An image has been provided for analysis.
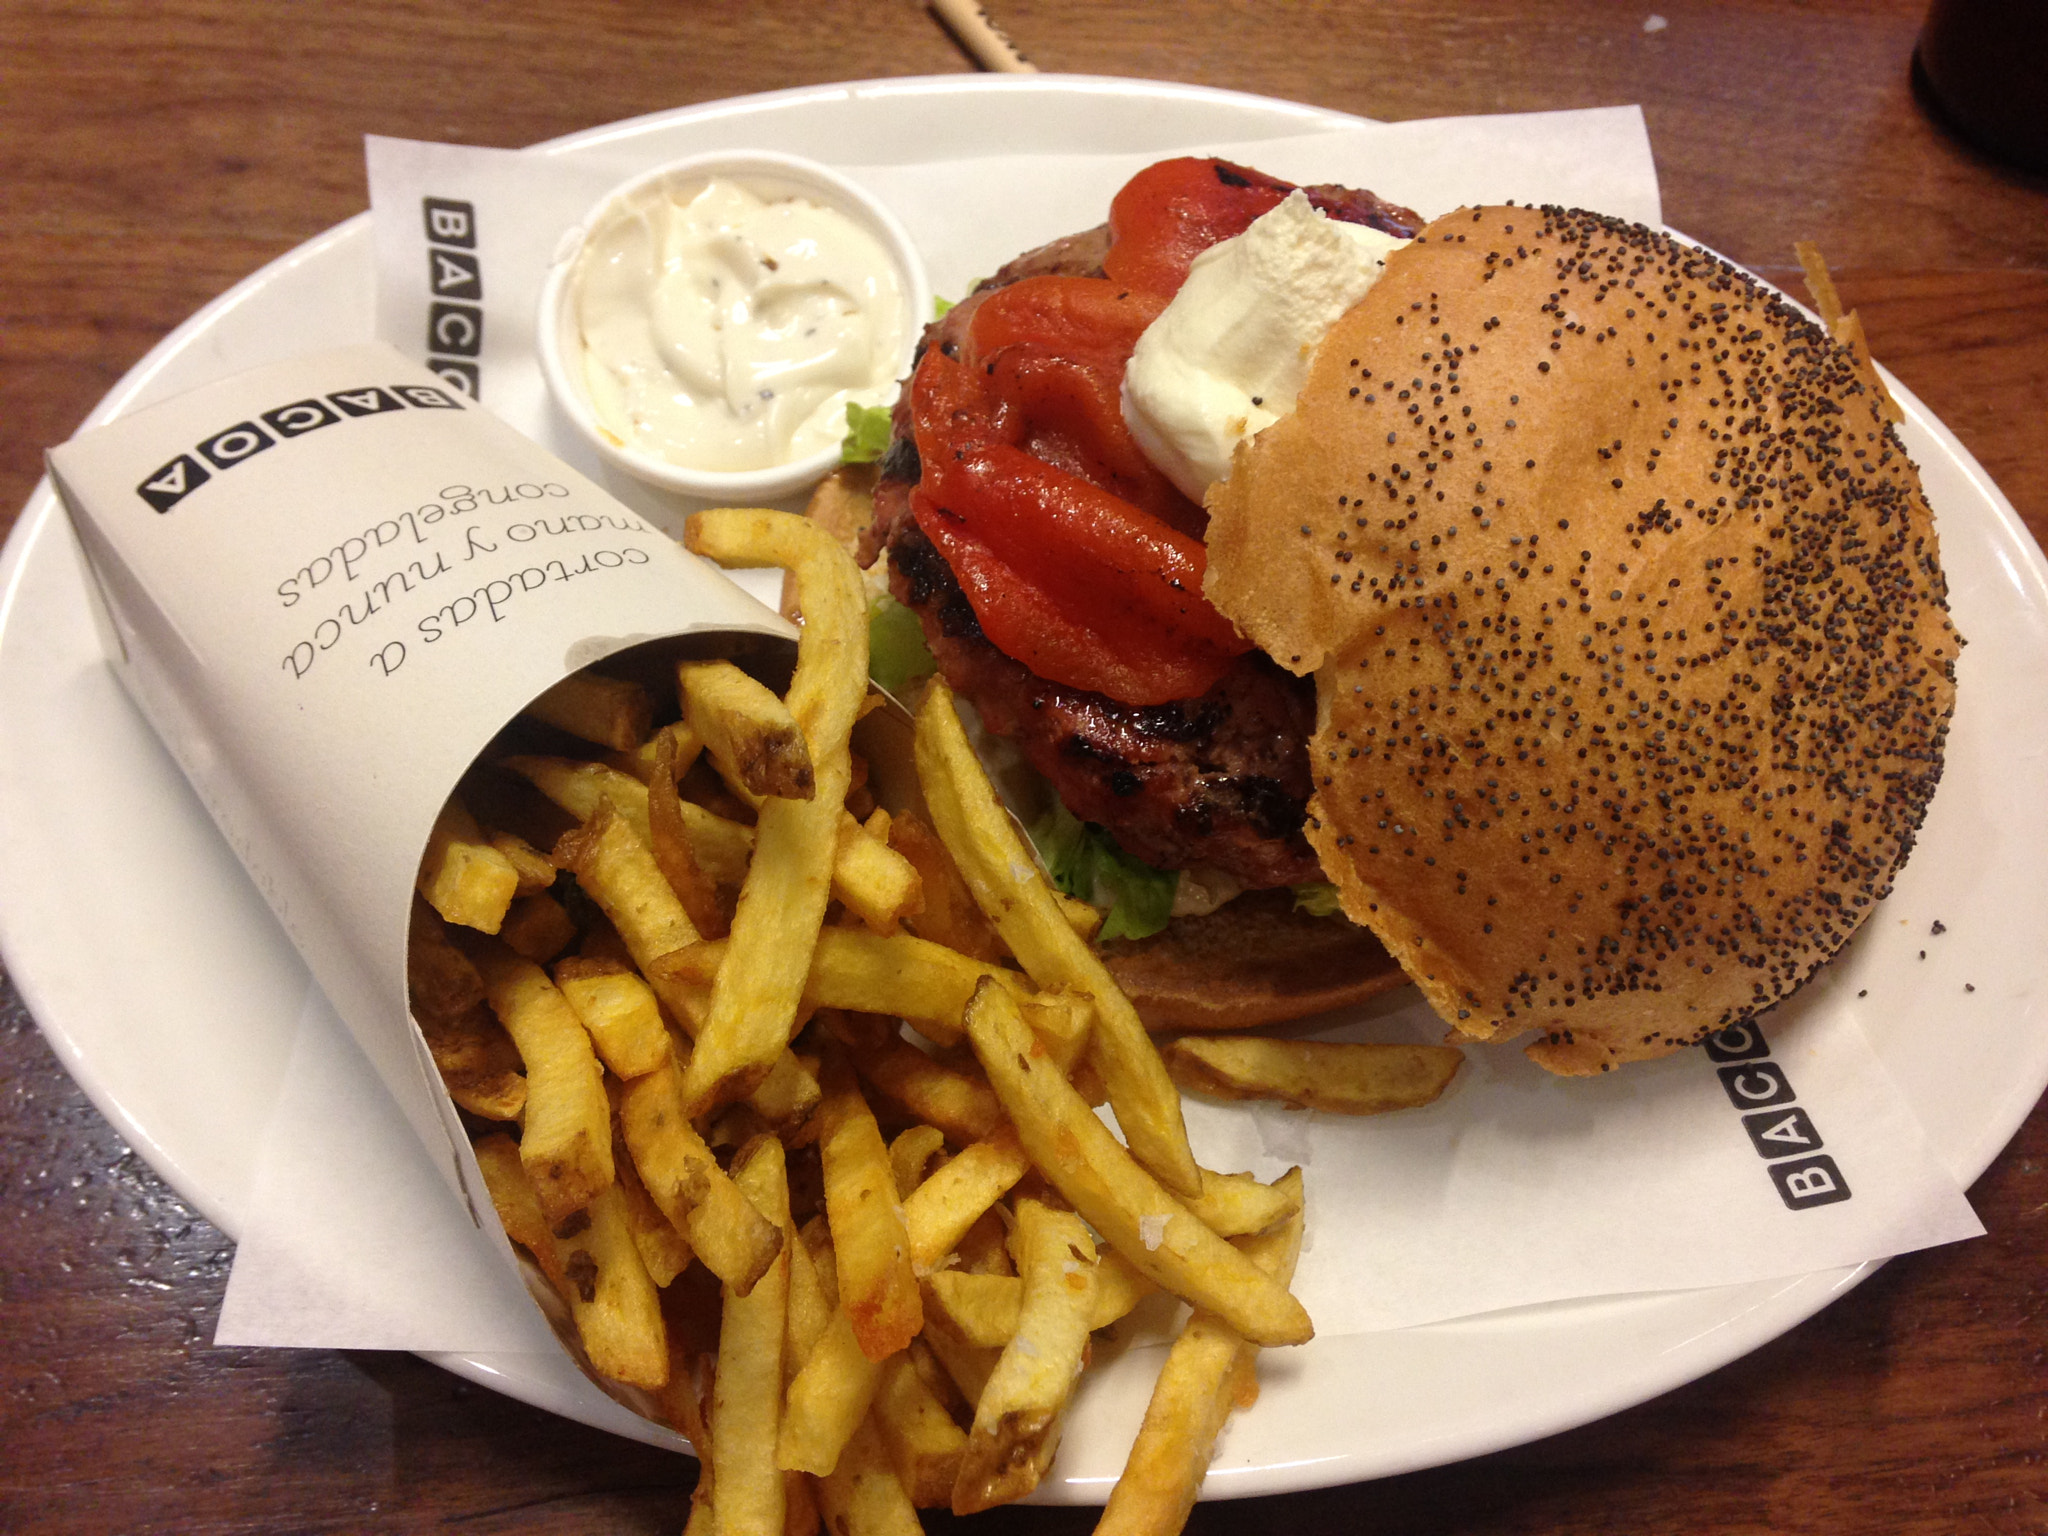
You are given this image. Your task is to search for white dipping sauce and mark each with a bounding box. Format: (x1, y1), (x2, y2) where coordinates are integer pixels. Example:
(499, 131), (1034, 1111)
(571, 178), (908, 474)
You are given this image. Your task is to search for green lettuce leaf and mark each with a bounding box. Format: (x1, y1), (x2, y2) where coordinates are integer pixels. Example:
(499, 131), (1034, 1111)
(1291, 881), (1344, 918)
(1029, 800), (1179, 942)
(841, 402), (894, 464)
(867, 594), (936, 695)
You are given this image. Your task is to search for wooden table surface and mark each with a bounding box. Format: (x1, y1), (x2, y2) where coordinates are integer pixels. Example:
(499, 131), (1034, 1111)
(3, 2), (2044, 1531)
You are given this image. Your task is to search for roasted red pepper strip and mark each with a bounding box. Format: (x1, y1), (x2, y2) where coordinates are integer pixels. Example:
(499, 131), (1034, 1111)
(902, 159), (1324, 705)
(984, 344), (1204, 538)
(912, 451), (1245, 706)
(967, 275), (1165, 369)
(1101, 156), (1294, 296)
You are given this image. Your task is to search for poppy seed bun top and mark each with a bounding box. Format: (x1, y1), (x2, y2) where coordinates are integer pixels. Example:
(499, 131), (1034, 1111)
(1204, 204), (1960, 1074)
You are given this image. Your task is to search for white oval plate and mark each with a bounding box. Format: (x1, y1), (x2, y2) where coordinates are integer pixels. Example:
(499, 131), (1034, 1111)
(4, 76), (2046, 1502)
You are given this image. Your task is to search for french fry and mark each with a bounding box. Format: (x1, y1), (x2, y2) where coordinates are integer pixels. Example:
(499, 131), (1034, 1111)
(952, 1198), (1100, 1514)
(613, 1143), (694, 1288)
(710, 1134), (792, 1536)
(418, 1000), (528, 1121)
(552, 800), (700, 1009)
(796, 461), (879, 567)
(658, 926), (1086, 1054)
(552, 955), (670, 1079)
(609, 719), (704, 786)
(785, 1208), (835, 1360)
(496, 890), (578, 963)
(1097, 1171), (1308, 1536)
(1164, 1035), (1464, 1116)
(677, 510), (868, 1115)
(649, 725), (729, 939)
(470, 1131), (567, 1293)
(523, 669), (653, 751)
(673, 798), (757, 887)
(888, 1124), (948, 1200)
(815, 1416), (924, 1536)
(888, 809), (1005, 962)
(489, 829), (559, 894)
(871, 1349), (969, 1509)
(777, 1306), (885, 1476)
(551, 1182), (670, 1389)
(617, 1056), (783, 1296)
(467, 940), (613, 1226)
(679, 658), (817, 802)
(417, 794), (520, 933)
(1187, 1167), (1306, 1240)
(923, 1249), (1154, 1347)
(503, 754), (654, 844)
(817, 1046), (922, 1361)
(951, 1209), (1016, 1278)
(408, 900), (528, 1120)
(919, 1305), (1000, 1410)
(902, 1126), (1030, 1275)
(963, 978), (1313, 1349)
(657, 1268), (721, 1452)
(915, 678), (1200, 1197)
(776, 1152), (843, 1522)
(831, 812), (924, 935)
(523, 750), (919, 940)
(407, 895), (488, 1020)
(558, 807), (826, 1124)
(825, 1011), (1006, 1146)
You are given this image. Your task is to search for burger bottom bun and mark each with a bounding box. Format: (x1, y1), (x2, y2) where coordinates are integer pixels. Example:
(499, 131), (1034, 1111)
(1099, 888), (1410, 1032)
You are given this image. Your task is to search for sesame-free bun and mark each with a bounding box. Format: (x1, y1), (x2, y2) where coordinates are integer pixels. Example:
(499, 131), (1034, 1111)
(1205, 205), (1960, 1074)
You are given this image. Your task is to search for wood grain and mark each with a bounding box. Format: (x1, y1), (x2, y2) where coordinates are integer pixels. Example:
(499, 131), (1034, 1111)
(2, 0), (2044, 1531)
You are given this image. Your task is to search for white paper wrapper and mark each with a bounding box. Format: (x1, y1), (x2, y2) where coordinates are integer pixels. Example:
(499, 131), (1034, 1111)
(45, 338), (794, 1278)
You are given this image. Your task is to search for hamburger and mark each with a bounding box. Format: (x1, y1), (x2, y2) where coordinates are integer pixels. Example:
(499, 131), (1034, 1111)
(857, 159), (1959, 1071)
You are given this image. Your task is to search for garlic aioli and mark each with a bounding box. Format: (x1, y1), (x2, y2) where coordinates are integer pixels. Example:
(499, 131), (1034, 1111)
(572, 178), (908, 474)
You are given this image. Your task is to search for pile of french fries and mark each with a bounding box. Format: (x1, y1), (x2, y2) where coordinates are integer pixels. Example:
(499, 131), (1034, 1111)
(407, 507), (1452, 1534)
